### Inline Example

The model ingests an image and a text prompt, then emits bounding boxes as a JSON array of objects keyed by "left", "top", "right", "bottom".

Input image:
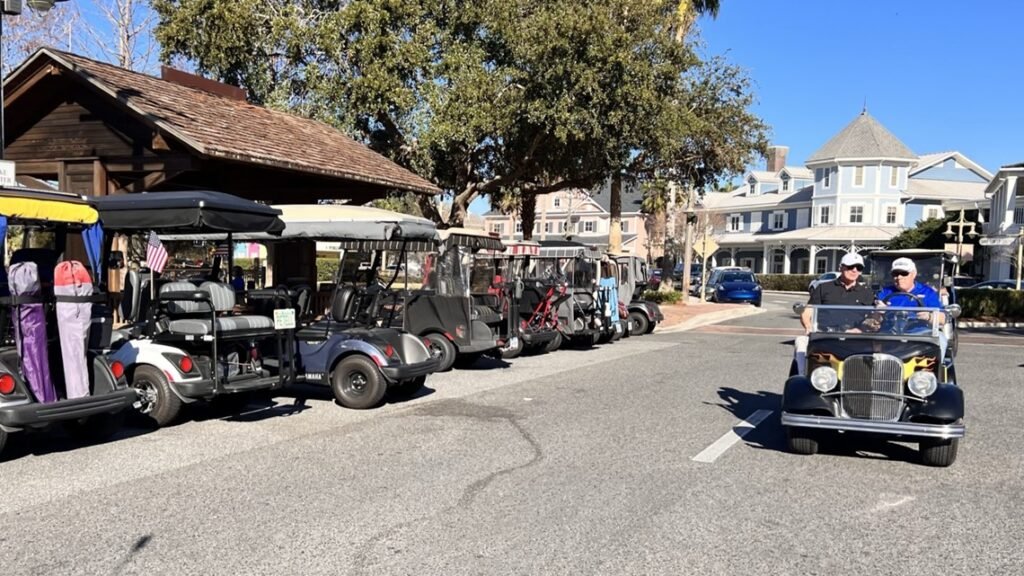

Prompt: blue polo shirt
[{"left": 876, "top": 281, "right": 942, "bottom": 308}]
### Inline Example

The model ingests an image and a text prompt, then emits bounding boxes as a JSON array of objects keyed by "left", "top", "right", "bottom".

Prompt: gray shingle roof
[{"left": 807, "top": 111, "right": 915, "bottom": 163}]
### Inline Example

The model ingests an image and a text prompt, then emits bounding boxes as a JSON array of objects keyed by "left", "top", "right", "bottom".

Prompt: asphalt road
[{"left": 3, "top": 299, "right": 1022, "bottom": 575}]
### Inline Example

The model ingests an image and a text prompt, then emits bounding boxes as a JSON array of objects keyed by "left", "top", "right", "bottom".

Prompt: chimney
[
  {"left": 161, "top": 66, "right": 248, "bottom": 102},
  {"left": 766, "top": 145, "right": 788, "bottom": 172}
]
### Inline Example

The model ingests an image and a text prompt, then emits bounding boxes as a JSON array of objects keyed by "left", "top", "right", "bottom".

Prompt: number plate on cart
[{"left": 274, "top": 308, "right": 296, "bottom": 330}]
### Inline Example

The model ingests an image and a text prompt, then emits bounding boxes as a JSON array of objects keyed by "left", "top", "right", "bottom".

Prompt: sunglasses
[
  {"left": 891, "top": 270, "right": 911, "bottom": 278},
  {"left": 842, "top": 264, "right": 863, "bottom": 272}
]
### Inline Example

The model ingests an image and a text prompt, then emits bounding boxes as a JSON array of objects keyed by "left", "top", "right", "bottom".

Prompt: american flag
[{"left": 146, "top": 231, "right": 169, "bottom": 274}]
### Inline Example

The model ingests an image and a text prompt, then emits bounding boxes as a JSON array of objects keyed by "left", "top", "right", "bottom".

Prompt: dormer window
[
  {"left": 781, "top": 174, "right": 790, "bottom": 192},
  {"left": 748, "top": 179, "right": 757, "bottom": 195}
]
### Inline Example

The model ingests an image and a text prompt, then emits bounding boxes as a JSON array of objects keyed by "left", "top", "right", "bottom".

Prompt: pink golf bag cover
[{"left": 55, "top": 261, "right": 94, "bottom": 399}]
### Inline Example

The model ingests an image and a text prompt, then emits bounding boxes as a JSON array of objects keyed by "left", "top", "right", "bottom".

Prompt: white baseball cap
[
  {"left": 891, "top": 257, "right": 917, "bottom": 273},
  {"left": 840, "top": 252, "right": 864, "bottom": 268}
]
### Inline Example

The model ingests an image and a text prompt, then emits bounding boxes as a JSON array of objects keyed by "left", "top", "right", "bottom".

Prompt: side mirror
[
  {"left": 792, "top": 303, "right": 806, "bottom": 315},
  {"left": 107, "top": 251, "right": 125, "bottom": 270},
  {"left": 945, "top": 304, "right": 962, "bottom": 319}
]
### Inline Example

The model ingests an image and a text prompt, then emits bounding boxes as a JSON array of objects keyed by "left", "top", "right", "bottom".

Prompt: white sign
[
  {"left": 979, "top": 236, "right": 1018, "bottom": 246},
  {"left": 273, "top": 308, "right": 296, "bottom": 330},
  {"left": 0, "top": 160, "right": 16, "bottom": 187}
]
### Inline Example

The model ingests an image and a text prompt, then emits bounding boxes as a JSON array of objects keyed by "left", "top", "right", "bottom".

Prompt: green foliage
[
  {"left": 643, "top": 289, "right": 682, "bottom": 304},
  {"left": 152, "top": 0, "right": 766, "bottom": 227},
  {"left": 886, "top": 217, "right": 950, "bottom": 250},
  {"left": 317, "top": 257, "right": 339, "bottom": 283},
  {"left": 957, "top": 289, "right": 1024, "bottom": 320},
  {"left": 370, "top": 193, "right": 424, "bottom": 217},
  {"left": 756, "top": 274, "right": 818, "bottom": 292}
]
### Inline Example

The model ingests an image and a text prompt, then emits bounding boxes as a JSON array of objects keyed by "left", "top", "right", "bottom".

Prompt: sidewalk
[{"left": 656, "top": 297, "right": 765, "bottom": 334}]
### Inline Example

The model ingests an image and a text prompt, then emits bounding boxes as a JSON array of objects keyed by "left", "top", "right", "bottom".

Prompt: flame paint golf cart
[
  {"left": 92, "top": 191, "right": 294, "bottom": 427},
  {"left": 208, "top": 204, "right": 442, "bottom": 407},
  {"left": 0, "top": 187, "right": 135, "bottom": 457}
]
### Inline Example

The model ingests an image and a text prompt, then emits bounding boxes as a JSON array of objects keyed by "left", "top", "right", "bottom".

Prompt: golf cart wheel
[
  {"left": 132, "top": 365, "right": 182, "bottom": 428},
  {"left": 543, "top": 332, "right": 563, "bottom": 353},
  {"left": 331, "top": 355, "right": 387, "bottom": 410},
  {"left": 65, "top": 410, "right": 126, "bottom": 442},
  {"left": 391, "top": 375, "right": 426, "bottom": 399},
  {"left": 920, "top": 438, "right": 959, "bottom": 467},
  {"left": 597, "top": 331, "right": 613, "bottom": 345},
  {"left": 0, "top": 429, "right": 9, "bottom": 460},
  {"left": 453, "top": 352, "right": 484, "bottom": 369},
  {"left": 424, "top": 333, "right": 457, "bottom": 372},
  {"left": 645, "top": 320, "right": 657, "bottom": 334},
  {"left": 611, "top": 321, "right": 625, "bottom": 341},
  {"left": 785, "top": 427, "right": 819, "bottom": 455},
  {"left": 500, "top": 338, "right": 524, "bottom": 360},
  {"left": 629, "top": 311, "right": 649, "bottom": 336}
]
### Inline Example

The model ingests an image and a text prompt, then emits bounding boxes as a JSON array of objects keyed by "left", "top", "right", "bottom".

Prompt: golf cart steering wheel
[{"left": 882, "top": 292, "right": 925, "bottom": 307}]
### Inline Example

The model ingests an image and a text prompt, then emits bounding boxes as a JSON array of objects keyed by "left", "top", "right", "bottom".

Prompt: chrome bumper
[{"left": 781, "top": 412, "right": 964, "bottom": 439}]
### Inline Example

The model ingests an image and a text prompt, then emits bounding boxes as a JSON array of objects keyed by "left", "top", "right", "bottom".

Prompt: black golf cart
[
  {"left": 93, "top": 191, "right": 295, "bottom": 427},
  {"left": 534, "top": 241, "right": 605, "bottom": 348},
  {"left": 614, "top": 254, "right": 664, "bottom": 335},
  {"left": 0, "top": 187, "right": 136, "bottom": 457}
]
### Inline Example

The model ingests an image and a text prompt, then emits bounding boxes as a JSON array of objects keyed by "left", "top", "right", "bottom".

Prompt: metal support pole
[
  {"left": 1017, "top": 227, "right": 1023, "bottom": 291},
  {"left": 1, "top": 11, "right": 5, "bottom": 161}
]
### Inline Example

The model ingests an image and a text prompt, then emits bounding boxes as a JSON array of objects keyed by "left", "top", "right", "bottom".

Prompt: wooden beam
[
  {"left": 14, "top": 160, "right": 61, "bottom": 175},
  {"left": 93, "top": 160, "right": 108, "bottom": 196},
  {"left": 103, "top": 155, "right": 197, "bottom": 173},
  {"left": 57, "top": 162, "right": 69, "bottom": 192}
]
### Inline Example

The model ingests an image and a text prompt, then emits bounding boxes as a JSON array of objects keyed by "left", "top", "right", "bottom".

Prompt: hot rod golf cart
[
  {"left": 0, "top": 187, "right": 136, "bottom": 457},
  {"left": 613, "top": 254, "right": 664, "bottom": 335},
  {"left": 473, "top": 239, "right": 561, "bottom": 359},
  {"left": 782, "top": 250, "right": 965, "bottom": 467},
  {"left": 534, "top": 241, "right": 605, "bottom": 348},
  {"left": 92, "top": 191, "right": 295, "bottom": 426},
  {"left": 202, "top": 204, "right": 442, "bottom": 408}
]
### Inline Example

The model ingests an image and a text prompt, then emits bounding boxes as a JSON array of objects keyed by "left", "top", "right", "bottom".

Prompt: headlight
[
  {"left": 907, "top": 371, "right": 938, "bottom": 398},
  {"left": 754, "top": 285, "right": 762, "bottom": 291},
  {"left": 810, "top": 366, "right": 838, "bottom": 392}
]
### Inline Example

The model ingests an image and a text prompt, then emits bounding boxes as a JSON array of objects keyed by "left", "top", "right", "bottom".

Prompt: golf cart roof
[
  {"left": 869, "top": 249, "right": 957, "bottom": 259},
  {"left": 537, "top": 240, "right": 603, "bottom": 260},
  {"left": 91, "top": 190, "right": 285, "bottom": 233},
  {"left": 478, "top": 239, "right": 539, "bottom": 257},
  {"left": 438, "top": 227, "right": 504, "bottom": 251},
  {"left": 0, "top": 186, "right": 98, "bottom": 225},
  {"left": 268, "top": 204, "right": 438, "bottom": 245}
]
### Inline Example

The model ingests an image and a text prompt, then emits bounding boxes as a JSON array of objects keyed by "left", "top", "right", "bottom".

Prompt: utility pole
[
  {"left": 943, "top": 209, "right": 978, "bottom": 277},
  {"left": 680, "top": 184, "right": 694, "bottom": 297}
]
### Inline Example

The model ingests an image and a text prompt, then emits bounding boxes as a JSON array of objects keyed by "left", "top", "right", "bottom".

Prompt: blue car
[{"left": 709, "top": 270, "right": 762, "bottom": 306}]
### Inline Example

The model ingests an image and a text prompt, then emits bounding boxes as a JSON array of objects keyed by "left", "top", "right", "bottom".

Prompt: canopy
[
  {"left": 438, "top": 227, "right": 505, "bottom": 252},
  {"left": 90, "top": 190, "right": 284, "bottom": 234},
  {"left": 537, "top": 240, "right": 603, "bottom": 260},
  {"left": 0, "top": 187, "right": 98, "bottom": 225}
]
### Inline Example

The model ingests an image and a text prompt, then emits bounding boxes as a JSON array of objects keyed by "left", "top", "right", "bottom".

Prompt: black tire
[
  {"left": 132, "top": 365, "right": 182, "bottom": 428},
  {"left": 920, "top": 438, "right": 959, "bottom": 467},
  {"left": 453, "top": 352, "right": 484, "bottom": 369},
  {"left": 391, "top": 375, "right": 426, "bottom": 399},
  {"left": 0, "top": 429, "right": 9, "bottom": 459},
  {"left": 785, "top": 427, "right": 819, "bottom": 455},
  {"left": 543, "top": 331, "right": 563, "bottom": 353},
  {"left": 629, "top": 311, "right": 650, "bottom": 336},
  {"left": 500, "top": 337, "right": 524, "bottom": 360},
  {"left": 65, "top": 410, "right": 126, "bottom": 442},
  {"left": 645, "top": 320, "right": 657, "bottom": 334},
  {"left": 597, "top": 331, "right": 613, "bottom": 345},
  {"left": 331, "top": 355, "right": 387, "bottom": 409},
  {"left": 611, "top": 321, "right": 625, "bottom": 341},
  {"left": 423, "top": 333, "right": 457, "bottom": 372}
]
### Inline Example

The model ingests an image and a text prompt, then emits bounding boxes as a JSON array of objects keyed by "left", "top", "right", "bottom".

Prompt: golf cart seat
[
  {"left": 471, "top": 303, "right": 502, "bottom": 325},
  {"left": 159, "top": 281, "right": 274, "bottom": 336}
]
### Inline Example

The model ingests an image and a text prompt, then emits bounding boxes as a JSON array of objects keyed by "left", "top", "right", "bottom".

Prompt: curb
[
  {"left": 659, "top": 305, "right": 767, "bottom": 334},
  {"left": 763, "top": 290, "right": 806, "bottom": 295},
  {"left": 959, "top": 321, "right": 1024, "bottom": 328}
]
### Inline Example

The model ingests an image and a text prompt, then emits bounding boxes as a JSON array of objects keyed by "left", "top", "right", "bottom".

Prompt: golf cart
[
  {"left": 473, "top": 239, "right": 561, "bottom": 358},
  {"left": 93, "top": 191, "right": 295, "bottom": 426},
  {"left": 782, "top": 250, "right": 965, "bottom": 467},
  {"left": 203, "top": 204, "right": 442, "bottom": 408},
  {"left": 535, "top": 241, "right": 605, "bottom": 347},
  {"left": 614, "top": 254, "right": 664, "bottom": 335},
  {"left": 0, "top": 187, "right": 136, "bottom": 457}
]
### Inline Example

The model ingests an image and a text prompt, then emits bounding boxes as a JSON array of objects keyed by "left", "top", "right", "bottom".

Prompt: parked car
[
  {"left": 967, "top": 279, "right": 1019, "bottom": 290},
  {"left": 648, "top": 269, "right": 663, "bottom": 290},
  {"left": 807, "top": 272, "right": 839, "bottom": 292},
  {"left": 700, "top": 266, "right": 747, "bottom": 300},
  {"left": 706, "top": 269, "right": 762, "bottom": 306},
  {"left": 951, "top": 275, "right": 979, "bottom": 288}
]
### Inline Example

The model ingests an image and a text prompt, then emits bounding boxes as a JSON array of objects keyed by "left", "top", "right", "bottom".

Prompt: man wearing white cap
[{"left": 875, "top": 256, "right": 948, "bottom": 356}]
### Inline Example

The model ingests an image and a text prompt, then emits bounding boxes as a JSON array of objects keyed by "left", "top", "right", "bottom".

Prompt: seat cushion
[
  {"left": 160, "top": 281, "right": 202, "bottom": 315},
  {"left": 167, "top": 315, "right": 274, "bottom": 336},
  {"left": 200, "top": 281, "right": 236, "bottom": 312}
]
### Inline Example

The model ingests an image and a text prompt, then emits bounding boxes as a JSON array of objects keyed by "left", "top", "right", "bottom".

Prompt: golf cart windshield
[
  {"left": 811, "top": 305, "right": 941, "bottom": 337},
  {"left": 867, "top": 252, "right": 949, "bottom": 293}
]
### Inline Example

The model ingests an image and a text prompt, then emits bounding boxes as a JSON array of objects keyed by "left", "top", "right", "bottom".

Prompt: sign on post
[
  {"left": 979, "top": 236, "right": 1018, "bottom": 246},
  {"left": 0, "top": 161, "right": 17, "bottom": 187},
  {"left": 273, "top": 308, "right": 296, "bottom": 331}
]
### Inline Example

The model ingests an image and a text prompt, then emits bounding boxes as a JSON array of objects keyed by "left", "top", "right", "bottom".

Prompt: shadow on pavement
[{"left": 706, "top": 387, "right": 786, "bottom": 452}]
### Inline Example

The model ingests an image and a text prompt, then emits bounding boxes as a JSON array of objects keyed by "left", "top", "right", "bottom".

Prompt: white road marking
[{"left": 692, "top": 409, "right": 774, "bottom": 464}]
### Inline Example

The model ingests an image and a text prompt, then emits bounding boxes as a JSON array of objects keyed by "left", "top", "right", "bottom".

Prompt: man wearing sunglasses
[
  {"left": 873, "top": 257, "right": 948, "bottom": 356},
  {"left": 800, "top": 252, "right": 872, "bottom": 334}
]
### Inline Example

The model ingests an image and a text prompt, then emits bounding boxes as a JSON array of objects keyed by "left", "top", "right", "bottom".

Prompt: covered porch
[{"left": 711, "top": 227, "right": 901, "bottom": 274}]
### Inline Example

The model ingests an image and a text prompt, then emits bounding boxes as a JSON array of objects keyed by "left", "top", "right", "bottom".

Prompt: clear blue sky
[{"left": 471, "top": 1, "right": 1023, "bottom": 214}]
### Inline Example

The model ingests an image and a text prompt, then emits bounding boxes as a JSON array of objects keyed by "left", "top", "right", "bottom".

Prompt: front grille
[{"left": 840, "top": 353, "right": 904, "bottom": 421}]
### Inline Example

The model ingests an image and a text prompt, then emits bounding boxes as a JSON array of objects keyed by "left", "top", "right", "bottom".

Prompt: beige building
[{"left": 481, "top": 180, "right": 658, "bottom": 258}]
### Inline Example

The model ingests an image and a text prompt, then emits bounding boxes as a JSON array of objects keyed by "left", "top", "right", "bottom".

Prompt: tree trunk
[
  {"left": 609, "top": 173, "right": 622, "bottom": 253},
  {"left": 658, "top": 211, "right": 673, "bottom": 292},
  {"left": 520, "top": 193, "right": 537, "bottom": 240}
]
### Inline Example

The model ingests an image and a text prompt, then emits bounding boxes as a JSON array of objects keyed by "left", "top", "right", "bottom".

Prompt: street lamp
[
  {"left": 1, "top": 0, "right": 70, "bottom": 160},
  {"left": 943, "top": 209, "right": 979, "bottom": 277}
]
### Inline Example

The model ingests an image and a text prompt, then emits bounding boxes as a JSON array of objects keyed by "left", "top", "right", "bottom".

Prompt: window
[
  {"left": 772, "top": 212, "right": 785, "bottom": 230},
  {"left": 854, "top": 166, "right": 865, "bottom": 187},
  {"left": 1014, "top": 207, "right": 1024, "bottom": 225},
  {"left": 583, "top": 221, "right": 595, "bottom": 233},
  {"left": 544, "top": 222, "right": 552, "bottom": 233},
  {"left": 816, "top": 257, "right": 829, "bottom": 274},
  {"left": 558, "top": 221, "right": 566, "bottom": 233},
  {"left": 533, "top": 222, "right": 540, "bottom": 233},
  {"left": 620, "top": 220, "right": 629, "bottom": 233},
  {"left": 749, "top": 180, "right": 757, "bottom": 195},
  {"left": 491, "top": 223, "right": 505, "bottom": 235},
  {"left": 824, "top": 168, "right": 831, "bottom": 188},
  {"left": 553, "top": 197, "right": 561, "bottom": 208},
  {"left": 850, "top": 206, "right": 864, "bottom": 224},
  {"left": 926, "top": 207, "right": 940, "bottom": 220},
  {"left": 890, "top": 166, "right": 899, "bottom": 187},
  {"left": 819, "top": 206, "right": 831, "bottom": 225},
  {"left": 515, "top": 221, "right": 522, "bottom": 233},
  {"left": 729, "top": 214, "right": 742, "bottom": 232},
  {"left": 886, "top": 206, "right": 898, "bottom": 224},
  {"left": 781, "top": 177, "right": 790, "bottom": 192}
]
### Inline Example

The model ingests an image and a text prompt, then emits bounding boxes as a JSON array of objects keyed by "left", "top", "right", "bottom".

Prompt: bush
[
  {"left": 757, "top": 274, "right": 818, "bottom": 292},
  {"left": 317, "top": 257, "right": 339, "bottom": 282},
  {"left": 956, "top": 289, "right": 1024, "bottom": 320},
  {"left": 642, "top": 289, "right": 682, "bottom": 304}
]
